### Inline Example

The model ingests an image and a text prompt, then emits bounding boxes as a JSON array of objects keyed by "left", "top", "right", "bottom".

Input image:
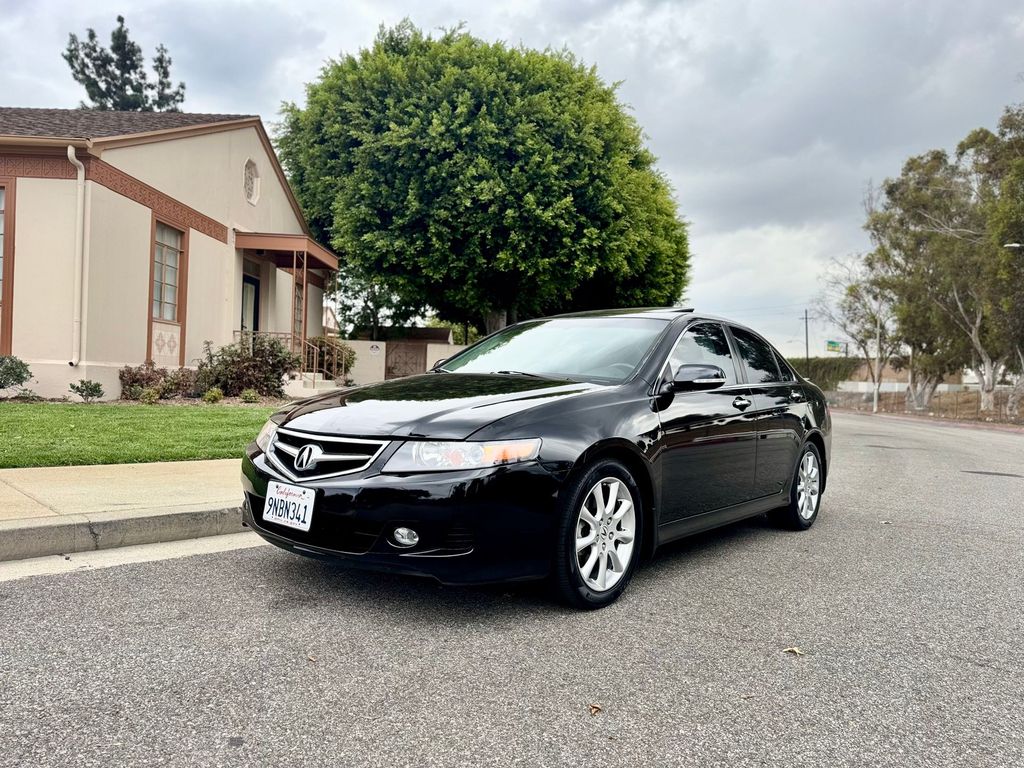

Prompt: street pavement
[{"left": 1, "top": 412, "right": 1022, "bottom": 767}]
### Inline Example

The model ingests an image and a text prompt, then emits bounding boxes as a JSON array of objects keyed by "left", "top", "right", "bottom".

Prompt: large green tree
[
  {"left": 63, "top": 16, "right": 185, "bottom": 111},
  {"left": 279, "top": 21, "right": 689, "bottom": 333}
]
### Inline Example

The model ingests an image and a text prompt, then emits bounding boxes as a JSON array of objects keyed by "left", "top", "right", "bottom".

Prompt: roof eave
[{"left": 0, "top": 135, "right": 91, "bottom": 149}]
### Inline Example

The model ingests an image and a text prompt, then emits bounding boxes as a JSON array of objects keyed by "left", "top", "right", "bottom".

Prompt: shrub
[
  {"left": 202, "top": 386, "right": 224, "bottom": 403},
  {"left": 119, "top": 362, "right": 167, "bottom": 398},
  {"left": 69, "top": 379, "right": 104, "bottom": 403},
  {"left": 124, "top": 384, "right": 144, "bottom": 401},
  {"left": 139, "top": 387, "right": 160, "bottom": 404},
  {"left": 788, "top": 356, "right": 863, "bottom": 391},
  {"left": 239, "top": 388, "right": 260, "bottom": 403},
  {"left": 0, "top": 355, "right": 32, "bottom": 395},
  {"left": 197, "top": 336, "right": 299, "bottom": 397},
  {"left": 160, "top": 367, "right": 200, "bottom": 399}
]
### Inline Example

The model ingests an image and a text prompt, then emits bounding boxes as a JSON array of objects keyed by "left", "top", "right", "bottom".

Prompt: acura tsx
[{"left": 241, "top": 308, "right": 831, "bottom": 609}]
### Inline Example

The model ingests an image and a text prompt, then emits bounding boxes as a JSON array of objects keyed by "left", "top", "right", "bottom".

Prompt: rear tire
[
  {"left": 770, "top": 442, "right": 823, "bottom": 530},
  {"left": 552, "top": 459, "right": 643, "bottom": 610}
]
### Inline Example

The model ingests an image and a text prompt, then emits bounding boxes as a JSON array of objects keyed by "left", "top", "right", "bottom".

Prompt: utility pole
[
  {"left": 873, "top": 309, "right": 881, "bottom": 414},
  {"left": 803, "top": 309, "right": 810, "bottom": 368}
]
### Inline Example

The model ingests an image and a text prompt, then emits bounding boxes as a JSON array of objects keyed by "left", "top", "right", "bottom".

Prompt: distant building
[{"left": 0, "top": 107, "right": 337, "bottom": 398}]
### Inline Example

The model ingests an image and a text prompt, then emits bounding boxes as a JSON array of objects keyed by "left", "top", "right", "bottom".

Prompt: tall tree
[
  {"left": 815, "top": 254, "right": 900, "bottom": 412},
  {"left": 865, "top": 150, "right": 1009, "bottom": 411},
  {"left": 63, "top": 16, "right": 185, "bottom": 111},
  {"left": 279, "top": 21, "right": 689, "bottom": 334}
]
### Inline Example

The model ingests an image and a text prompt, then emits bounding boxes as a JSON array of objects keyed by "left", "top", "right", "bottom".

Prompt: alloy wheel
[
  {"left": 574, "top": 477, "right": 637, "bottom": 592},
  {"left": 796, "top": 450, "right": 820, "bottom": 520}
]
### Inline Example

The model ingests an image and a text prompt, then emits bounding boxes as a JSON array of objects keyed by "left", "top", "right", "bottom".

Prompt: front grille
[{"left": 267, "top": 427, "right": 388, "bottom": 481}]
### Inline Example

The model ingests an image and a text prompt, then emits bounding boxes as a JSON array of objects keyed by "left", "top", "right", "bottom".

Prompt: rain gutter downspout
[{"left": 67, "top": 145, "right": 85, "bottom": 367}]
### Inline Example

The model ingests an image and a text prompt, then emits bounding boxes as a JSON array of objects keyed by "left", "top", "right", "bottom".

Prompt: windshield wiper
[{"left": 491, "top": 370, "right": 545, "bottom": 378}]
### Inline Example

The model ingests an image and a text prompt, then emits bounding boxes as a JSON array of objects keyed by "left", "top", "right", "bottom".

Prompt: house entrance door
[{"left": 241, "top": 274, "right": 260, "bottom": 332}]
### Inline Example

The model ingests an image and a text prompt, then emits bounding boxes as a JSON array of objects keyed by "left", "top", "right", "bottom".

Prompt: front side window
[
  {"left": 731, "top": 326, "right": 781, "bottom": 384},
  {"left": 666, "top": 322, "right": 738, "bottom": 385},
  {"left": 442, "top": 317, "right": 668, "bottom": 383},
  {"left": 153, "top": 222, "right": 183, "bottom": 322}
]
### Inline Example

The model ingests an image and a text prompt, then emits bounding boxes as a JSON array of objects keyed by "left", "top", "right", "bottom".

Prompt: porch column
[
  {"left": 301, "top": 249, "right": 309, "bottom": 348},
  {"left": 290, "top": 249, "right": 298, "bottom": 355}
]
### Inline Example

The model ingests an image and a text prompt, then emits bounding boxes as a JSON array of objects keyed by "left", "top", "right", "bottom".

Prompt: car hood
[{"left": 281, "top": 373, "right": 602, "bottom": 439}]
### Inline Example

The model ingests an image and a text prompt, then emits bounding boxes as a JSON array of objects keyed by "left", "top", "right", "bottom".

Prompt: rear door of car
[
  {"left": 726, "top": 326, "right": 805, "bottom": 499},
  {"left": 655, "top": 321, "right": 758, "bottom": 524}
]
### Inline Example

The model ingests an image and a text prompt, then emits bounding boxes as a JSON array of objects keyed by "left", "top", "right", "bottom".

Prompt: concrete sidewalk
[{"left": 0, "top": 459, "right": 245, "bottom": 561}]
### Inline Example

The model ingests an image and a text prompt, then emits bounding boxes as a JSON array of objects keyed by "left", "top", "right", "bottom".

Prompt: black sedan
[{"left": 242, "top": 308, "right": 831, "bottom": 609}]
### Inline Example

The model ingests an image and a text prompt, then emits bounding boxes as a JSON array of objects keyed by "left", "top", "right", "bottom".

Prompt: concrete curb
[{"left": 0, "top": 506, "right": 245, "bottom": 562}]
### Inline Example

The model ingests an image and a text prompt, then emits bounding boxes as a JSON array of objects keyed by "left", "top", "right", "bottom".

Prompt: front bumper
[{"left": 241, "top": 448, "right": 563, "bottom": 585}]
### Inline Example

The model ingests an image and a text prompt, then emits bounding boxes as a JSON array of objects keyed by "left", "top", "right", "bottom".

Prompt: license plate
[{"left": 263, "top": 481, "right": 315, "bottom": 532}]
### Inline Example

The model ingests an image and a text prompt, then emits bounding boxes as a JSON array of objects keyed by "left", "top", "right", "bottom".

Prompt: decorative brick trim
[
  {"left": 0, "top": 153, "right": 76, "bottom": 180},
  {"left": 0, "top": 151, "right": 228, "bottom": 244},
  {"left": 87, "top": 158, "right": 227, "bottom": 243}
]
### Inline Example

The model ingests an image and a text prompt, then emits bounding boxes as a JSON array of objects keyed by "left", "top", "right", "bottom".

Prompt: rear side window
[
  {"left": 774, "top": 352, "right": 796, "bottom": 382},
  {"left": 667, "top": 322, "right": 739, "bottom": 385},
  {"left": 730, "top": 327, "right": 781, "bottom": 384}
]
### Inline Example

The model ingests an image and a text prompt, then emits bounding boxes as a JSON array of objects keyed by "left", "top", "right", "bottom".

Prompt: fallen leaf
[
  {"left": 307, "top": 655, "right": 317, "bottom": 663},
  {"left": 782, "top": 647, "right": 805, "bottom": 656},
  {"left": 588, "top": 704, "right": 603, "bottom": 716},
  {"left": 881, "top": 520, "right": 893, "bottom": 525}
]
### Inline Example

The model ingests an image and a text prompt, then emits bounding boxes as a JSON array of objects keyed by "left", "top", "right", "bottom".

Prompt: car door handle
[{"left": 732, "top": 396, "right": 752, "bottom": 410}]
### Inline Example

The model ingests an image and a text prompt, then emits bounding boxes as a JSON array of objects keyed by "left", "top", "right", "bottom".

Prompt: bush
[
  {"left": 124, "top": 384, "right": 144, "bottom": 401},
  {"left": 239, "top": 388, "right": 260, "bottom": 403},
  {"left": 202, "top": 387, "right": 224, "bottom": 404},
  {"left": 119, "top": 362, "right": 167, "bottom": 398},
  {"left": 160, "top": 367, "right": 201, "bottom": 399},
  {"left": 788, "top": 356, "right": 862, "bottom": 391},
  {"left": 69, "top": 379, "right": 104, "bottom": 403},
  {"left": 0, "top": 356, "right": 32, "bottom": 395},
  {"left": 197, "top": 336, "right": 299, "bottom": 397},
  {"left": 139, "top": 387, "right": 160, "bottom": 404}
]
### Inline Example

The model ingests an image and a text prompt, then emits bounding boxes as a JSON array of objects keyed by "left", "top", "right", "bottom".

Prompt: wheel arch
[
  {"left": 803, "top": 429, "right": 828, "bottom": 491},
  {"left": 566, "top": 439, "right": 658, "bottom": 562}
]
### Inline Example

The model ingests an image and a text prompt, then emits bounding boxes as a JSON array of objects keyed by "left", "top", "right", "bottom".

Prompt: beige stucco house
[{"left": 0, "top": 107, "right": 337, "bottom": 399}]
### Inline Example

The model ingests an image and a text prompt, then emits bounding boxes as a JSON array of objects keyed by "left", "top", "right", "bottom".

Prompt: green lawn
[{"left": 0, "top": 402, "right": 276, "bottom": 468}]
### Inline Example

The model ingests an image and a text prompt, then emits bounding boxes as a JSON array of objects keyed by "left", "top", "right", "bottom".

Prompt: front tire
[
  {"left": 770, "top": 442, "right": 823, "bottom": 530},
  {"left": 553, "top": 460, "right": 643, "bottom": 610}
]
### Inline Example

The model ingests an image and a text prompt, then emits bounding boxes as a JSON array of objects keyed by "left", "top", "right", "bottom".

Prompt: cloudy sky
[{"left": 2, "top": 0, "right": 1022, "bottom": 353}]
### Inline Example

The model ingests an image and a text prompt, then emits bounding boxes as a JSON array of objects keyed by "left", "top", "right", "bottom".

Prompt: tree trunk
[
  {"left": 972, "top": 358, "right": 997, "bottom": 413},
  {"left": 1008, "top": 346, "right": 1024, "bottom": 419},
  {"left": 484, "top": 309, "right": 507, "bottom": 335}
]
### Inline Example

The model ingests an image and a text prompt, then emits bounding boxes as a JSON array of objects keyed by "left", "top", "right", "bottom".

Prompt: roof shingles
[{"left": 0, "top": 107, "right": 256, "bottom": 140}]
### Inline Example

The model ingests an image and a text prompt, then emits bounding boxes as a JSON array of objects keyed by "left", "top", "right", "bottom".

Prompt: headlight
[
  {"left": 255, "top": 420, "right": 278, "bottom": 452},
  {"left": 383, "top": 439, "right": 541, "bottom": 472}
]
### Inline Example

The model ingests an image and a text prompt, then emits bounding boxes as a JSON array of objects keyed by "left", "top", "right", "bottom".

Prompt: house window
[
  {"left": 153, "top": 222, "right": 184, "bottom": 322},
  {"left": 0, "top": 186, "right": 6, "bottom": 309},
  {"left": 243, "top": 159, "right": 260, "bottom": 205}
]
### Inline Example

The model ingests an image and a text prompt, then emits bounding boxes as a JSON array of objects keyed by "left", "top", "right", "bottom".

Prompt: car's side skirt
[{"left": 655, "top": 492, "right": 786, "bottom": 548}]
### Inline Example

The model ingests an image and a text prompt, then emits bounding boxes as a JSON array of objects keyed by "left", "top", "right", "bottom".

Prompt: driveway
[{"left": 1, "top": 412, "right": 1021, "bottom": 766}]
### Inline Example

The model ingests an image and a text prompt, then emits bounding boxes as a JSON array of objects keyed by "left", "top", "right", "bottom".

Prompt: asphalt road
[{"left": 1, "top": 412, "right": 1022, "bottom": 767}]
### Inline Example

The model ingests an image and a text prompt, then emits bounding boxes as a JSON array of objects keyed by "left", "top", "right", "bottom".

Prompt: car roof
[{"left": 546, "top": 307, "right": 695, "bottom": 321}]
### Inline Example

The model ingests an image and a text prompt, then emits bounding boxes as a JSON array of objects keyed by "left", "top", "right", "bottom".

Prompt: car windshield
[{"left": 440, "top": 317, "right": 669, "bottom": 383}]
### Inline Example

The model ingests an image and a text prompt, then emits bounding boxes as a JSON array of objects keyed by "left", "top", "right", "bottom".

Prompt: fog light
[{"left": 392, "top": 527, "right": 419, "bottom": 548}]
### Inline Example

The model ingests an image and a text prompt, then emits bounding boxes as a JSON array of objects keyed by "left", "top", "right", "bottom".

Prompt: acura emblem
[{"left": 294, "top": 444, "right": 323, "bottom": 471}]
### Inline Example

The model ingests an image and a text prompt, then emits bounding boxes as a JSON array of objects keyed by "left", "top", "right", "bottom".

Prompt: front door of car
[
  {"left": 727, "top": 326, "right": 804, "bottom": 499},
  {"left": 656, "top": 322, "right": 758, "bottom": 524}
]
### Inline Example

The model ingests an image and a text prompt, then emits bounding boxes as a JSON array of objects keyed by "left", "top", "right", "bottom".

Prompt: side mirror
[
  {"left": 432, "top": 358, "right": 448, "bottom": 370},
  {"left": 670, "top": 364, "right": 727, "bottom": 392}
]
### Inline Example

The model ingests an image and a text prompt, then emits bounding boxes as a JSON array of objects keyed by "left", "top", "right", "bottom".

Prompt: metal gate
[{"left": 385, "top": 342, "right": 427, "bottom": 379}]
